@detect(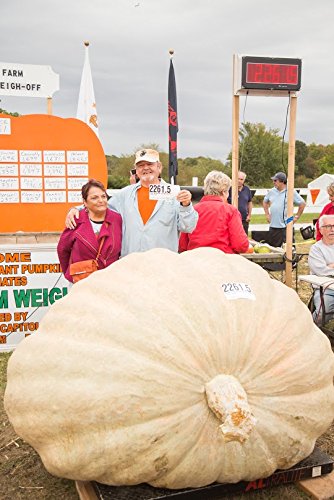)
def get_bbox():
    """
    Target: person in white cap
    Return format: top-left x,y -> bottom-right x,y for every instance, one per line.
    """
262,171 -> 305,247
65,149 -> 198,257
